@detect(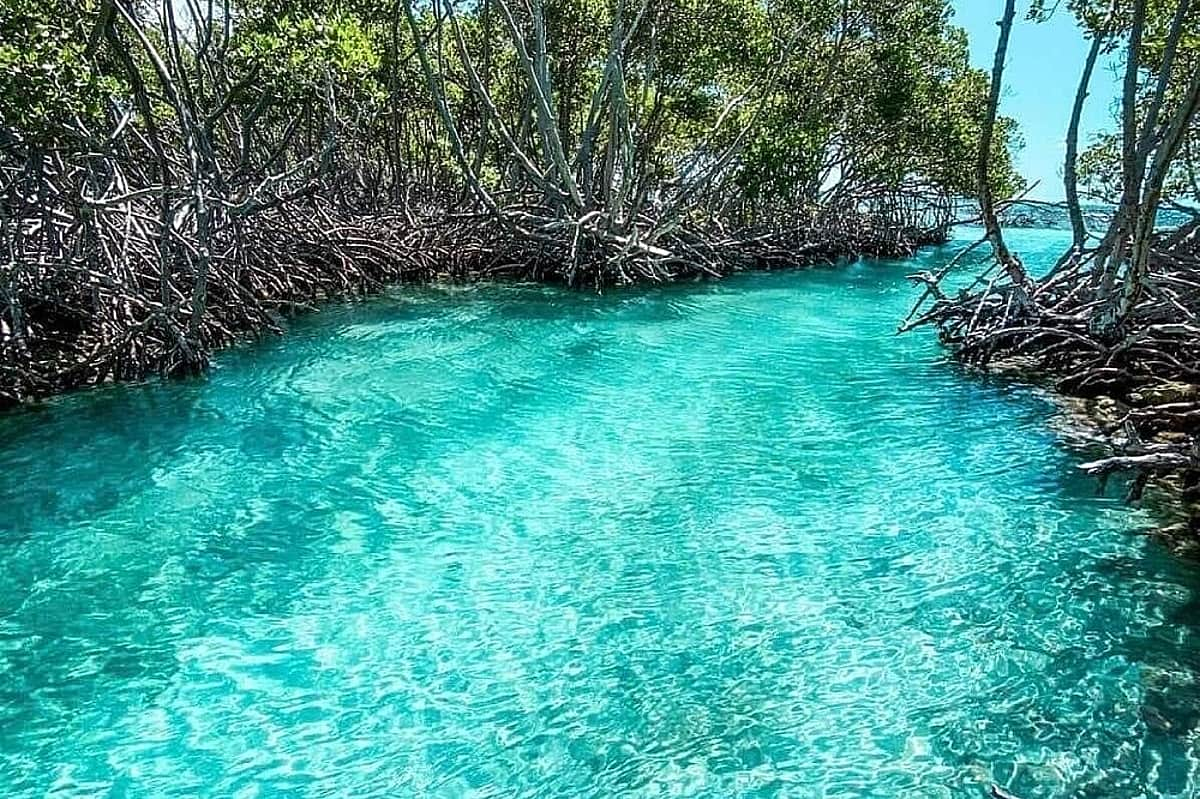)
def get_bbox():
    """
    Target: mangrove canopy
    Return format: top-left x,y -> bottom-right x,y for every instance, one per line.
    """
0,0 -> 1017,403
